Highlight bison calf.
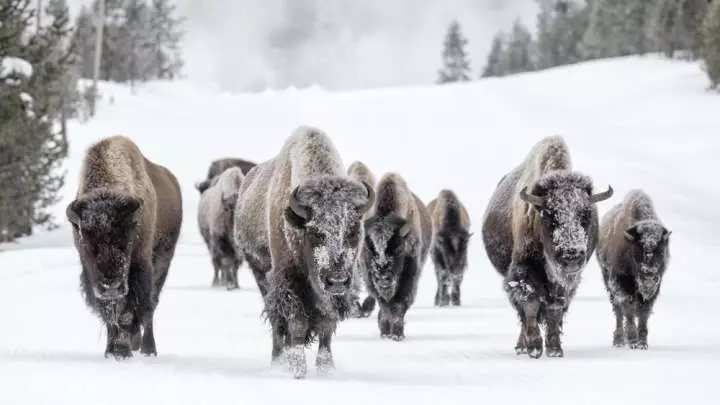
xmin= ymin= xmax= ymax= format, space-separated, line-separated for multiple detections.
xmin=596 ymin=189 xmax=671 ymax=350
xmin=198 ymin=167 xmax=245 ymax=289
xmin=196 ymin=157 xmax=256 ymax=194
xmin=427 ymin=189 xmax=472 ymax=307
xmin=66 ymin=135 xmax=182 ymax=359
xmin=361 ymin=172 xmax=431 ymax=341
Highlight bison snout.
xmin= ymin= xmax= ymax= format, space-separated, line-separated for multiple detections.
xmin=323 ymin=272 xmax=352 ymax=296
xmin=94 ymin=279 xmax=127 ymax=300
xmin=558 ymin=247 xmax=586 ymax=267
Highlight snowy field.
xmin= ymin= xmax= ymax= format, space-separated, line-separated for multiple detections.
xmin=1 ymin=56 xmax=719 ymax=404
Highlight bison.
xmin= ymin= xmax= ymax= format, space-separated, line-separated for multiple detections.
xmin=195 ymin=157 xmax=256 ymax=194
xmin=596 ymin=189 xmax=671 ymax=350
xmin=481 ymin=135 xmax=613 ymax=358
xmin=427 ymin=189 xmax=472 ymax=307
xmin=360 ymin=172 xmax=431 ymax=341
xmin=233 ymin=126 xmax=374 ymax=378
xmin=346 ymin=160 xmax=377 ymax=318
xmin=66 ymin=135 xmax=183 ymax=359
xmin=197 ymin=166 xmax=245 ymax=289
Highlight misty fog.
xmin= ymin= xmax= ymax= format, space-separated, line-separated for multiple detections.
xmin=67 ymin=0 xmax=538 ymax=92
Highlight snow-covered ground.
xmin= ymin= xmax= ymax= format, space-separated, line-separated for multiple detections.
xmin=1 ymin=56 xmax=719 ymax=404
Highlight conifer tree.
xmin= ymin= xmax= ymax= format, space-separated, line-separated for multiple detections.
xmin=505 ymin=18 xmax=535 ymax=74
xmin=437 ymin=19 xmax=472 ymax=84
xmin=481 ymin=32 xmax=506 ymax=77
xmin=147 ymin=0 xmax=185 ymax=80
xmin=702 ymin=0 xmax=720 ymax=88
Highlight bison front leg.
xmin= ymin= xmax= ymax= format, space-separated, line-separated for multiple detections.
xmin=104 ymin=323 xmax=132 ymax=360
xmin=612 ymin=302 xmax=625 ymax=347
xmin=316 ymin=321 xmax=337 ymax=375
xmin=131 ymin=258 xmax=158 ymax=357
xmin=634 ymin=300 xmax=654 ymax=350
xmin=505 ymin=264 xmax=542 ymax=358
xmin=434 ymin=269 xmax=450 ymax=307
xmin=450 ymin=273 xmax=463 ymax=306
xmin=620 ymin=300 xmax=638 ymax=349
xmin=377 ymin=302 xmax=392 ymax=338
xmin=285 ymin=315 xmax=309 ymax=379
xmin=388 ymin=302 xmax=409 ymax=341
xmin=271 ymin=323 xmax=287 ymax=366
xmin=545 ymin=303 xmax=565 ymax=358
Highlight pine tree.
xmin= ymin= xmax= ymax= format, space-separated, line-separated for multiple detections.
xmin=702 ymin=0 xmax=720 ymax=88
xmin=0 ymin=0 xmax=69 ymax=241
xmin=70 ymin=5 xmax=96 ymax=79
xmin=481 ymin=32 xmax=507 ymax=77
xmin=436 ymin=19 xmax=472 ymax=84
xmin=146 ymin=0 xmax=185 ymax=80
xmin=583 ymin=0 xmax=653 ymax=59
xmin=505 ymin=18 xmax=535 ymax=74
xmin=651 ymin=0 xmax=683 ymax=57
xmin=123 ymin=0 xmax=152 ymax=88
xmin=652 ymin=0 xmax=710 ymax=60
xmin=678 ymin=0 xmax=710 ymax=60
xmin=99 ymin=0 xmax=128 ymax=81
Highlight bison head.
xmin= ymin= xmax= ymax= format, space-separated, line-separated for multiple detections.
xmin=624 ymin=221 xmax=671 ymax=300
xmin=433 ymin=227 xmax=472 ymax=274
xmin=284 ymin=178 xmax=375 ymax=297
xmin=66 ymin=193 xmax=143 ymax=301
xmin=520 ymin=172 xmax=613 ymax=285
xmin=362 ymin=213 xmax=414 ymax=301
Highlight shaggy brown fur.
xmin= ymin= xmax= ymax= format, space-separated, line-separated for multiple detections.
xmin=346 ymin=160 xmax=378 ymax=318
xmin=66 ymin=135 xmax=182 ymax=359
xmin=233 ymin=126 xmax=374 ymax=378
xmin=481 ymin=135 xmax=613 ymax=359
xmin=360 ymin=172 xmax=431 ymax=341
xmin=197 ymin=167 xmax=245 ymax=290
xmin=596 ymin=189 xmax=671 ymax=350
xmin=428 ymin=189 xmax=472 ymax=307
xmin=196 ymin=157 xmax=256 ymax=193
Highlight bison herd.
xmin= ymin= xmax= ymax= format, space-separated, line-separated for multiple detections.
xmin=64 ymin=127 xmax=672 ymax=378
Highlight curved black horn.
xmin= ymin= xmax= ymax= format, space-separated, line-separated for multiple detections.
xmin=289 ymin=186 xmax=310 ymax=220
xmin=66 ymin=200 xmax=82 ymax=225
xmin=359 ymin=181 xmax=375 ymax=214
xmin=589 ymin=185 xmax=613 ymax=203
xmin=519 ymin=186 xmax=544 ymax=206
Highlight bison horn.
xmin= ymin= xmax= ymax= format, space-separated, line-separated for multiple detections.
xmin=519 ymin=186 xmax=544 ymax=207
xmin=359 ymin=181 xmax=375 ymax=214
xmin=399 ymin=210 xmax=414 ymax=238
xmin=589 ymin=185 xmax=614 ymax=203
xmin=289 ymin=186 xmax=310 ymax=220
xmin=66 ymin=200 xmax=82 ymax=225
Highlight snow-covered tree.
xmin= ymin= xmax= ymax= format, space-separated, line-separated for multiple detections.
xmin=70 ymin=5 xmax=96 ymax=79
xmin=437 ymin=19 xmax=472 ymax=84
xmin=146 ymin=0 xmax=185 ymax=80
xmin=481 ymin=32 xmax=507 ymax=78
xmin=651 ymin=0 xmax=683 ymax=57
xmin=583 ymin=0 xmax=655 ymax=59
xmin=535 ymin=1 xmax=591 ymax=69
xmin=505 ymin=18 xmax=536 ymax=74
xmin=0 ymin=0 xmax=70 ymax=241
xmin=651 ymin=0 xmax=710 ymax=60
xmin=702 ymin=0 xmax=720 ymax=88
xmin=123 ymin=0 xmax=152 ymax=88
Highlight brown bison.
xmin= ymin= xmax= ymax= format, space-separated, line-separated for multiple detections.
xmin=427 ymin=189 xmax=472 ymax=307
xmin=195 ymin=157 xmax=256 ymax=194
xmin=197 ymin=166 xmax=245 ymax=289
xmin=66 ymin=135 xmax=183 ymax=359
xmin=346 ymin=160 xmax=377 ymax=318
xmin=360 ymin=172 xmax=431 ymax=341
xmin=233 ymin=126 xmax=374 ymax=378
xmin=596 ymin=189 xmax=671 ymax=350
xmin=481 ymin=135 xmax=612 ymax=358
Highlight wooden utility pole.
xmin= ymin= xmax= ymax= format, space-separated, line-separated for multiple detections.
xmin=90 ymin=0 xmax=105 ymax=117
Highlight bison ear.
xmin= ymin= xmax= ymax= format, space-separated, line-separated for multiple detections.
xmin=624 ymin=225 xmax=638 ymax=243
xmin=662 ymin=228 xmax=672 ymax=242
xmin=196 ymin=179 xmax=211 ymax=193
xmin=66 ymin=199 xmax=86 ymax=226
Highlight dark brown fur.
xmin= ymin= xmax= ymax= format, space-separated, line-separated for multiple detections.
xmin=596 ymin=189 xmax=671 ymax=350
xmin=481 ymin=135 xmax=612 ymax=359
xmin=196 ymin=158 xmax=256 ymax=193
xmin=428 ymin=189 xmax=472 ymax=307
xmin=66 ymin=135 xmax=182 ymax=359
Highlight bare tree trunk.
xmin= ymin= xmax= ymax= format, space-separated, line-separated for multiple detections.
xmin=90 ymin=0 xmax=105 ymax=117
xmin=36 ymin=0 xmax=42 ymax=31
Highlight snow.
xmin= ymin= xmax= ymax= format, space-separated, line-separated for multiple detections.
xmin=0 ymin=56 xmax=34 ymax=79
xmin=1 ymin=56 xmax=720 ymax=404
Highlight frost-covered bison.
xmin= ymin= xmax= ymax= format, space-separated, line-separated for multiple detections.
xmin=234 ymin=126 xmax=374 ymax=378
xmin=346 ymin=160 xmax=377 ymax=318
xmin=66 ymin=135 xmax=183 ymax=359
xmin=360 ymin=172 xmax=431 ymax=341
xmin=196 ymin=157 xmax=256 ymax=194
xmin=596 ymin=189 xmax=671 ymax=350
xmin=197 ymin=167 xmax=245 ymax=289
xmin=427 ymin=189 xmax=472 ymax=307
xmin=481 ymin=135 xmax=613 ymax=358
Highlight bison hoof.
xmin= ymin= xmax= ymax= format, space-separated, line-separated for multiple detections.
xmin=630 ymin=342 xmax=648 ymax=350
xmin=515 ymin=346 xmax=527 ymax=355
xmin=105 ymin=346 xmax=132 ymax=360
xmin=389 ymin=333 xmax=405 ymax=342
xmin=546 ymin=347 xmax=564 ymax=358
xmin=315 ymin=348 xmax=335 ymax=376
xmin=527 ymin=347 xmax=543 ymax=359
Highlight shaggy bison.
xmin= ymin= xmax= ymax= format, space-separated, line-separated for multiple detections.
xmin=427 ymin=189 xmax=472 ymax=307
xmin=596 ymin=189 xmax=671 ymax=350
xmin=360 ymin=172 xmax=431 ymax=341
xmin=481 ymin=135 xmax=612 ymax=358
xmin=234 ymin=126 xmax=374 ymax=378
xmin=66 ymin=135 xmax=183 ymax=359
xmin=196 ymin=157 xmax=256 ymax=194
xmin=197 ymin=167 xmax=245 ymax=289
xmin=346 ymin=160 xmax=377 ymax=318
